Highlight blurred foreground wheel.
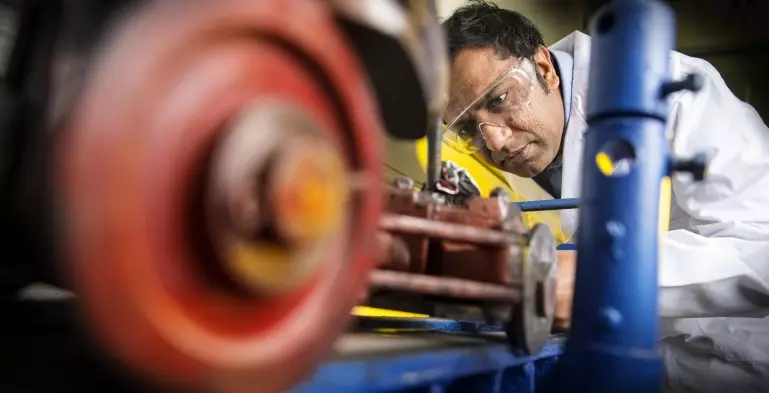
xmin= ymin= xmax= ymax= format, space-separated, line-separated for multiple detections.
xmin=57 ymin=1 xmax=382 ymax=392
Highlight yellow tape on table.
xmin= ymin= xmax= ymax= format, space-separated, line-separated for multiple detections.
xmin=352 ymin=306 xmax=428 ymax=318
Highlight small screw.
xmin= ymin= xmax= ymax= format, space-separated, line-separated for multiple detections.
xmin=670 ymin=153 xmax=708 ymax=181
xmin=600 ymin=307 xmax=623 ymax=330
xmin=661 ymin=74 xmax=704 ymax=98
xmin=490 ymin=187 xmax=511 ymax=203
xmin=605 ymin=220 xmax=626 ymax=238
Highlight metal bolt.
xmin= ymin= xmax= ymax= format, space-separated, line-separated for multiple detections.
xmin=393 ymin=177 xmax=415 ymax=190
xmin=490 ymin=187 xmax=511 ymax=203
xmin=599 ymin=307 xmax=623 ymax=330
xmin=605 ymin=220 xmax=626 ymax=238
xmin=606 ymin=221 xmax=626 ymax=260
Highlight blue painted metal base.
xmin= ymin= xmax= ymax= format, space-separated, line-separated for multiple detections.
xmin=293 ymin=335 xmax=565 ymax=393
xmin=540 ymin=344 xmax=661 ymax=393
xmin=293 ymin=317 xmax=564 ymax=393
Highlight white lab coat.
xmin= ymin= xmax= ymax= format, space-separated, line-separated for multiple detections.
xmin=549 ymin=31 xmax=769 ymax=392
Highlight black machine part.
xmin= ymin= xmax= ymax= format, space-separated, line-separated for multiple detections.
xmin=333 ymin=0 xmax=448 ymax=141
xmin=0 ymin=0 xmax=142 ymax=293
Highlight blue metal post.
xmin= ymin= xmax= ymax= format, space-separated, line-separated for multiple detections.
xmin=541 ymin=0 xmax=678 ymax=392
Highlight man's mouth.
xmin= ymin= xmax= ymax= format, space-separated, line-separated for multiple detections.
xmin=503 ymin=143 xmax=531 ymax=165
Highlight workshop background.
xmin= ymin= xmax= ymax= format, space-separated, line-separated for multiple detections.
xmin=385 ymin=0 xmax=769 ymax=187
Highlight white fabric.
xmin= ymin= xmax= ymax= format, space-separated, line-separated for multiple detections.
xmin=549 ymin=31 xmax=769 ymax=392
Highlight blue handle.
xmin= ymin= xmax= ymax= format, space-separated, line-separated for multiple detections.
xmin=515 ymin=198 xmax=579 ymax=212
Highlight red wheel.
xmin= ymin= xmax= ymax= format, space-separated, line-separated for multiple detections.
xmin=57 ymin=1 xmax=382 ymax=392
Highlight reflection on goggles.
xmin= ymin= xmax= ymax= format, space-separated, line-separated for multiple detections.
xmin=443 ymin=58 xmax=538 ymax=154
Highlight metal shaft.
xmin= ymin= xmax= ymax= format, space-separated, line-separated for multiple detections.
xmin=380 ymin=214 xmax=518 ymax=247
xmin=369 ymin=270 xmax=521 ymax=303
xmin=425 ymin=119 xmax=442 ymax=191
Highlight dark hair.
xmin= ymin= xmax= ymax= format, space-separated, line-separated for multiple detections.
xmin=442 ymin=0 xmax=549 ymax=91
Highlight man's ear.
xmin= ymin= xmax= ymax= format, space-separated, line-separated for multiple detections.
xmin=533 ymin=46 xmax=560 ymax=92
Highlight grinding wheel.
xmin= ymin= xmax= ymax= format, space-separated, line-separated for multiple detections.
xmin=57 ymin=1 xmax=382 ymax=392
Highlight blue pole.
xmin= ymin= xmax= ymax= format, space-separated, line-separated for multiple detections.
xmin=541 ymin=0 xmax=683 ymax=392
xmin=515 ymin=198 xmax=579 ymax=212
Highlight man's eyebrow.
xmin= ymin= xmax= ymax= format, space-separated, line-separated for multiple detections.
xmin=475 ymin=67 xmax=511 ymax=98
xmin=453 ymin=80 xmax=477 ymax=107
xmin=486 ymin=83 xmax=506 ymax=101
xmin=446 ymin=83 xmax=475 ymax=116
xmin=488 ymin=66 xmax=514 ymax=92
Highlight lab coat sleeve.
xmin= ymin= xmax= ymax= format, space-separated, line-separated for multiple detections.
xmin=658 ymin=59 xmax=769 ymax=318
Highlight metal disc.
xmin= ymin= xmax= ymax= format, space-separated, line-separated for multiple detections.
xmin=506 ymin=223 xmax=558 ymax=355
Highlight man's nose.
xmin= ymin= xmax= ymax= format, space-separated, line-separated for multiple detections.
xmin=480 ymin=122 xmax=512 ymax=151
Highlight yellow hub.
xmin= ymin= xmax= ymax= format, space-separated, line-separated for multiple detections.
xmin=272 ymin=137 xmax=348 ymax=246
xmin=208 ymin=103 xmax=351 ymax=296
xmin=222 ymin=137 xmax=348 ymax=296
xmin=224 ymin=241 xmax=321 ymax=295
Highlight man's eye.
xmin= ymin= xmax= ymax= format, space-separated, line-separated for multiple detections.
xmin=490 ymin=92 xmax=508 ymax=107
xmin=456 ymin=120 xmax=476 ymax=135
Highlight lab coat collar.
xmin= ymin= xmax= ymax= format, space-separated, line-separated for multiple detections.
xmin=547 ymin=31 xmax=593 ymax=239
xmin=550 ymin=49 xmax=574 ymax=129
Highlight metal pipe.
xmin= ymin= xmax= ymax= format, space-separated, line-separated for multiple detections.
xmin=425 ymin=119 xmax=442 ymax=191
xmin=369 ymin=270 xmax=520 ymax=303
xmin=379 ymin=214 xmax=517 ymax=247
xmin=542 ymin=0 xmax=677 ymax=392
xmin=516 ymin=198 xmax=579 ymax=212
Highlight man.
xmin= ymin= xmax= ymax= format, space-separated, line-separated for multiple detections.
xmin=441 ymin=1 xmax=769 ymax=392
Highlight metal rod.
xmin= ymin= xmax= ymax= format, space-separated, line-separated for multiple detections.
xmin=353 ymin=317 xmax=502 ymax=335
xmin=516 ymin=198 xmax=580 ymax=212
xmin=379 ymin=214 xmax=517 ymax=247
xmin=425 ymin=119 xmax=442 ymax=191
xmin=369 ymin=270 xmax=520 ymax=303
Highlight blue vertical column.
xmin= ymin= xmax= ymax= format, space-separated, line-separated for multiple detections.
xmin=541 ymin=0 xmax=681 ymax=392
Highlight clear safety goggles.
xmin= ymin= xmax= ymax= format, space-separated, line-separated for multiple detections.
xmin=443 ymin=58 xmax=538 ymax=154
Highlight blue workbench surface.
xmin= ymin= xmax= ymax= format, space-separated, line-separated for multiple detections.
xmin=293 ymin=333 xmax=565 ymax=393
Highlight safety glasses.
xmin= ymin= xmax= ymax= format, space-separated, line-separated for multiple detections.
xmin=442 ymin=58 xmax=538 ymax=154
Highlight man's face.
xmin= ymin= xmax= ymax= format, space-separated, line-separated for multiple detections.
xmin=444 ymin=47 xmax=564 ymax=177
